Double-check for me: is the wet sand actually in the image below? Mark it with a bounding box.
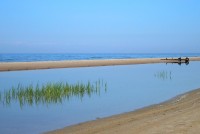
[1,57,200,72]
[47,88,200,134]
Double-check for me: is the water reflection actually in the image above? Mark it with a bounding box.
[166,62,189,66]
[0,80,107,108]
[154,71,172,80]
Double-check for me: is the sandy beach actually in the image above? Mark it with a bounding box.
[47,88,200,134]
[1,57,200,72]
[45,57,200,134]
[1,57,200,134]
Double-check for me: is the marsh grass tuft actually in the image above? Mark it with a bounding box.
[154,71,172,80]
[0,80,107,108]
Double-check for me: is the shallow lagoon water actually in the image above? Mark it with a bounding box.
[0,62,200,134]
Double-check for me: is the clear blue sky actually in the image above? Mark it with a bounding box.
[0,0,200,53]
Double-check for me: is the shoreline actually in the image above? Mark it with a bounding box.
[1,57,200,72]
[47,88,200,134]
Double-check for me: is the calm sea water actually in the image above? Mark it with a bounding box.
[0,53,200,62]
[0,61,200,134]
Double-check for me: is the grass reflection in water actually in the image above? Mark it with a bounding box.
[0,80,107,108]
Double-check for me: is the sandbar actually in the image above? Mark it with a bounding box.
[0,57,200,72]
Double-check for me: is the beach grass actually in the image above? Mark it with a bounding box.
[154,71,172,80]
[0,80,107,108]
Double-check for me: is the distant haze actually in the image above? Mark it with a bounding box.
[0,0,200,53]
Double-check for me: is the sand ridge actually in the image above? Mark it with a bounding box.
[1,57,200,72]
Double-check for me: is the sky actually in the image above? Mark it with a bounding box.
[0,0,200,53]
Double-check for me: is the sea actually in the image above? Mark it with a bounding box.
[0,53,200,62]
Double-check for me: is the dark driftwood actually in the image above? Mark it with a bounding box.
[161,57,189,64]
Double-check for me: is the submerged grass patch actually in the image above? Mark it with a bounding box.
[0,80,107,108]
[154,71,172,80]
